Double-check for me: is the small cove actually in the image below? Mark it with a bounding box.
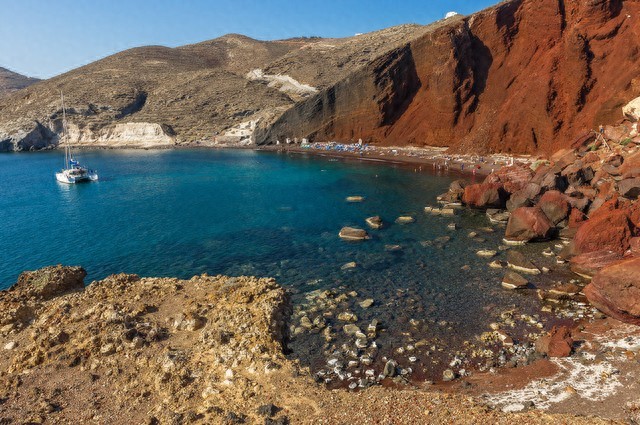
[0,148,584,383]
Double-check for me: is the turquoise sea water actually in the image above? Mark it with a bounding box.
[0,149,550,381]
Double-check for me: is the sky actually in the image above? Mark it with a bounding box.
[0,0,499,79]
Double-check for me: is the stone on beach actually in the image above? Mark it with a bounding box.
[341,262,357,270]
[569,250,623,278]
[339,227,370,241]
[535,326,573,358]
[504,207,554,242]
[501,271,528,289]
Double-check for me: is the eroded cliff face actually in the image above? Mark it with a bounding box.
[259,0,640,154]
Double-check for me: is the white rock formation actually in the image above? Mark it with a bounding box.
[66,122,175,147]
[246,69,318,97]
[445,11,459,19]
[623,96,640,122]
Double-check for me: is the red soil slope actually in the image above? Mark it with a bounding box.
[260,0,640,154]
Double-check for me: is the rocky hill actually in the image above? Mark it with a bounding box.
[0,265,607,424]
[0,26,427,151]
[0,67,39,97]
[2,0,639,155]
[258,0,640,154]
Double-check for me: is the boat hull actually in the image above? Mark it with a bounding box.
[55,171,98,184]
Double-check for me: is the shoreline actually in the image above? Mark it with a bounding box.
[5,141,537,179]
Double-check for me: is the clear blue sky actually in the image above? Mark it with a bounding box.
[0,0,498,79]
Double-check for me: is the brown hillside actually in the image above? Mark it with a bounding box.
[259,0,640,154]
[0,67,39,97]
[0,26,424,150]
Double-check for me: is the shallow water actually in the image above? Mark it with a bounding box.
[0,148,558,382]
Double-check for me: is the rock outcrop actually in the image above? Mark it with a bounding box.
[584,257,640,325]
[0,26,428,151]
[0,267,596,424]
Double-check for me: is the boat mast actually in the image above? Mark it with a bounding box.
[60,91,69,169]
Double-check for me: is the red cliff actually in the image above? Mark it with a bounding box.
[259,0,640,154]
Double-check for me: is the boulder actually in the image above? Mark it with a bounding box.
[484,164,534,194]
[506,182,542,212]
[623,95,640,122]
[537,190,570,225]
[501,271,528,289]
[365,216,383,229]
[506,251,540,274]
[13,265,86,300]
[584,257,640,325]
[535,326,573,358]
[569,250,624,278]
[618,177,640,199]
[462,183,507,209]
[561,163,594,187]
[573,208,633,255]
[339,227,370,241]
[504,207,554,242]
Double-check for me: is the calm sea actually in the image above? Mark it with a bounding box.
[0,148,550,381]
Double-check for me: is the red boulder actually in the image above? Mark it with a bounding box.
[584,257,640,325]
[462,183,507,209]
[573,208,633,255]
[505,207,554,242]
[535,326,573,358]
[537,190,570,225]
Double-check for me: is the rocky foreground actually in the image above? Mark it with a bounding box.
[0,266,607,424]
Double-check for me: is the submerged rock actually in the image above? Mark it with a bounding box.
[506,251,540,275]
[365,216,383,229]
[395,215,416,224]
[501,271,528,290]
[346,195,365,203]
[339,227,370,241]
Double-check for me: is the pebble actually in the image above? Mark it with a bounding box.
[476,250,497,258]
[338,312,358,322]
[3,341,16,350]
[395,216,416,224]
[383,360,397,378]
[343,324,361,336]
[359,299,374,309]
[341,262,357,270]
[346,196,365,203]
[442,369,456,382]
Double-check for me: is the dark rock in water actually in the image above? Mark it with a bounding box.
[584,257,640,325]
[365,216,383,229]
[501,271,528,289]
[504,207,553,242]
[506,251,540,274]
[486,209,510,223]
[569,250,623,278]
[13,265,86,300]
[535,326,573,358]
[339,227,370,241]
[618,177,640,199]
[537,190,570,225]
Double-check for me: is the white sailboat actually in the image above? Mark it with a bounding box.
[55,93,98,184]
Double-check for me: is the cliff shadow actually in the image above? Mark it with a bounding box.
[373,44,422,127]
